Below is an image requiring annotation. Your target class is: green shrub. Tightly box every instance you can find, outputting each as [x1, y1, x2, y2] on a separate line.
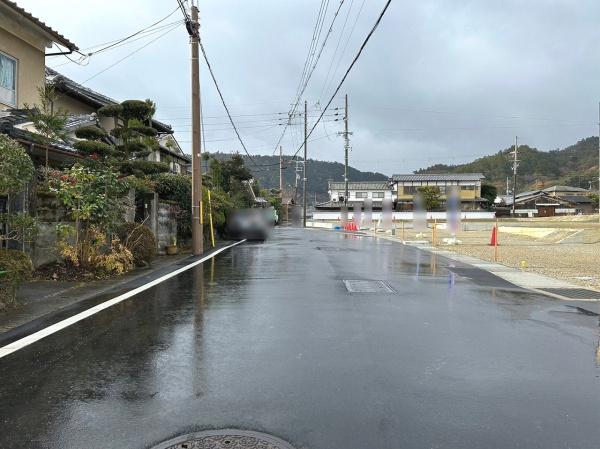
[0, 134, 34, 194]
[74, 140, 113, 156]
[129, 124, 157, 137]
[0, 249, 33, 309]
[115, 223, 156, 266]
[121, 100, 153, 121]
[97, 104, 123, 117]
[74, 126, 108, 140]
[120, 160, 169, 176]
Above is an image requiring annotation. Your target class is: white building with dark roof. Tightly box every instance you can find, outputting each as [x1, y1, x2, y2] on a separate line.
[320, 180, 393, 209]
[390, 173, 486, 210]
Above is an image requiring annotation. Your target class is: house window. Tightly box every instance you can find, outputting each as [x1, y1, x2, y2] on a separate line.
[460, 185, 475, 191]
[403, 186, 418, 194]
[355, 191, 368, 198]
[0, 52, 17, 107]
[372, 192, 385, 198]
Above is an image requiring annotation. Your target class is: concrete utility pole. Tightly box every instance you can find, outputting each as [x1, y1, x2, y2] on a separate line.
[189, 4, 203, 255]
[303, 100, 308, 227]
[598, 102, 600, 222]
[511, 136, 519, 216]
[279, 145, 284, 200]
[338, 94, 353, 205]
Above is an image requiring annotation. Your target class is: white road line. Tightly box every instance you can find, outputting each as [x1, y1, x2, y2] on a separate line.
[0, 240, 246, 359]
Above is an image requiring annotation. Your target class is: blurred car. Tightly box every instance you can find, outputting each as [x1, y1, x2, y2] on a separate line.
[225, 209, 272, 241]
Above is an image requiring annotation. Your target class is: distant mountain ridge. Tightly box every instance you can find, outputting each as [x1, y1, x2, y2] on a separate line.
[209, 152, 388, 200]
[416, 136, 600, 191]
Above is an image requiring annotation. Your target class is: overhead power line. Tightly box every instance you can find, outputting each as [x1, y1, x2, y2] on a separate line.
[85, 7, 181, 55]
[321, 0, 367, 99]
[292, 0, 393, 160]
[81, 22, 182, 84]
[272, 0, 332, 155]
[199, 39, 272, 167]
[49, 7, 183, 68]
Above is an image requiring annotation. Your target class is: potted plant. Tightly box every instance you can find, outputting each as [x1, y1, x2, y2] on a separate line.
[165, 236, 178, 255]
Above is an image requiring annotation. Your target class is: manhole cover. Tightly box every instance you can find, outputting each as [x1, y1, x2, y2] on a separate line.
[343, 279, 396, 293]
[151, 429, 296, 449]
[539, 288, 600, 300]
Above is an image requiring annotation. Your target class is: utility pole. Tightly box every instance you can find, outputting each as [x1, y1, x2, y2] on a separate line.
[279, 145, 284, 200]
[338, 94, 353, 205]
[186, 3, 203, 255]
[506, 177, 510, 196]
[598, 102, 600, 222]
[511, 136, 519, 216]
[303, 100, 308, 227]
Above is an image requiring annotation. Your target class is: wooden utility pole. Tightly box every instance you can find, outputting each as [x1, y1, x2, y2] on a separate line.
[303, 100, 308, 227]
[279, 145, 283, 199]
[511, 136, 518, 216]
[190, 4, 203, 254]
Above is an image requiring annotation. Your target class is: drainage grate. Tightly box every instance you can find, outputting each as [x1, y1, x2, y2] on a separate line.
[151, 429, 296, 449]
[539, 288, 600, 300]
[446, 267, 520, 289]
[343, 279, 396, 293]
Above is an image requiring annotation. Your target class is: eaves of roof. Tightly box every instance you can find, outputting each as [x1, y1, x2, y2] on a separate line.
[46, 67, 173, 134]
[391, 173, 485, 182]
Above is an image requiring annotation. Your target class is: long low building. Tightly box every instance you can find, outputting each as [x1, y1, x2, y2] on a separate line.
[316, 173, 488, 211]
[495, 185, 595, 216]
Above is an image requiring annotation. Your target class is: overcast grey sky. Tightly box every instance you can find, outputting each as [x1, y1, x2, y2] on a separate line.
[18, 0, 600, 175]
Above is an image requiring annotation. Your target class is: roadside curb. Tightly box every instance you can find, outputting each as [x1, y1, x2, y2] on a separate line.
[0, 241, 245, 356]
[308, 226, 600, 313]
[339, 228, 600, 309]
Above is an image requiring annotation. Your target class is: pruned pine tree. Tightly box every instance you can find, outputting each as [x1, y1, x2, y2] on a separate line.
[74, 99, 169, 177]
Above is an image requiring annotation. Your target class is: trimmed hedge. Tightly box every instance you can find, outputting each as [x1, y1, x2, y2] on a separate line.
[0, 249, 33, 309]
[74, 140, 113, 156]
[115, 223, 156, 266]
[97, 104, 123, 117]
[120, 160, 170, 176]
[121, 100, 152, 121]
[74, 126, 108, 141]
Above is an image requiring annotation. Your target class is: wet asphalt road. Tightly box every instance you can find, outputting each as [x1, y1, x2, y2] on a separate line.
[1, 228, 600, 449]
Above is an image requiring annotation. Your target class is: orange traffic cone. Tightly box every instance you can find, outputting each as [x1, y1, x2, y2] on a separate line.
[489, 226, 498, 246]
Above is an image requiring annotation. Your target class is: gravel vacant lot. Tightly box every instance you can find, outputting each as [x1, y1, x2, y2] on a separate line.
[381, 219, 600, 291]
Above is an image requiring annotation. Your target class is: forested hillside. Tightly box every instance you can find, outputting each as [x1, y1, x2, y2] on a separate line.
[208, 152, 388, 200]
[416, 137, 599, 191]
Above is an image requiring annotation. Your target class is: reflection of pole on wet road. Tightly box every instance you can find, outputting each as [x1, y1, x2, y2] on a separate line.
[210, 257, 215, 285]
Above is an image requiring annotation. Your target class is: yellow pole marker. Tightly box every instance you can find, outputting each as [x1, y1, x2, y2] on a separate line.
[208, 190, 215, 248]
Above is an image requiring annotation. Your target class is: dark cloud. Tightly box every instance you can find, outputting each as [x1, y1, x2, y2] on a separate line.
[21, 0, 600, 175]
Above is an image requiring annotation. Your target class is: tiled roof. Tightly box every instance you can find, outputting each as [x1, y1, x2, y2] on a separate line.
[46, 67, 173, 134]
[391, 173, 484, 182]
[543, 185, 590, 193]
[558, 195, 593, 204]
[1, 0, 78, 50]
[0, 109, 78, 154]
[515, 189, 541, 198]
[328, 181, 390, 190]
